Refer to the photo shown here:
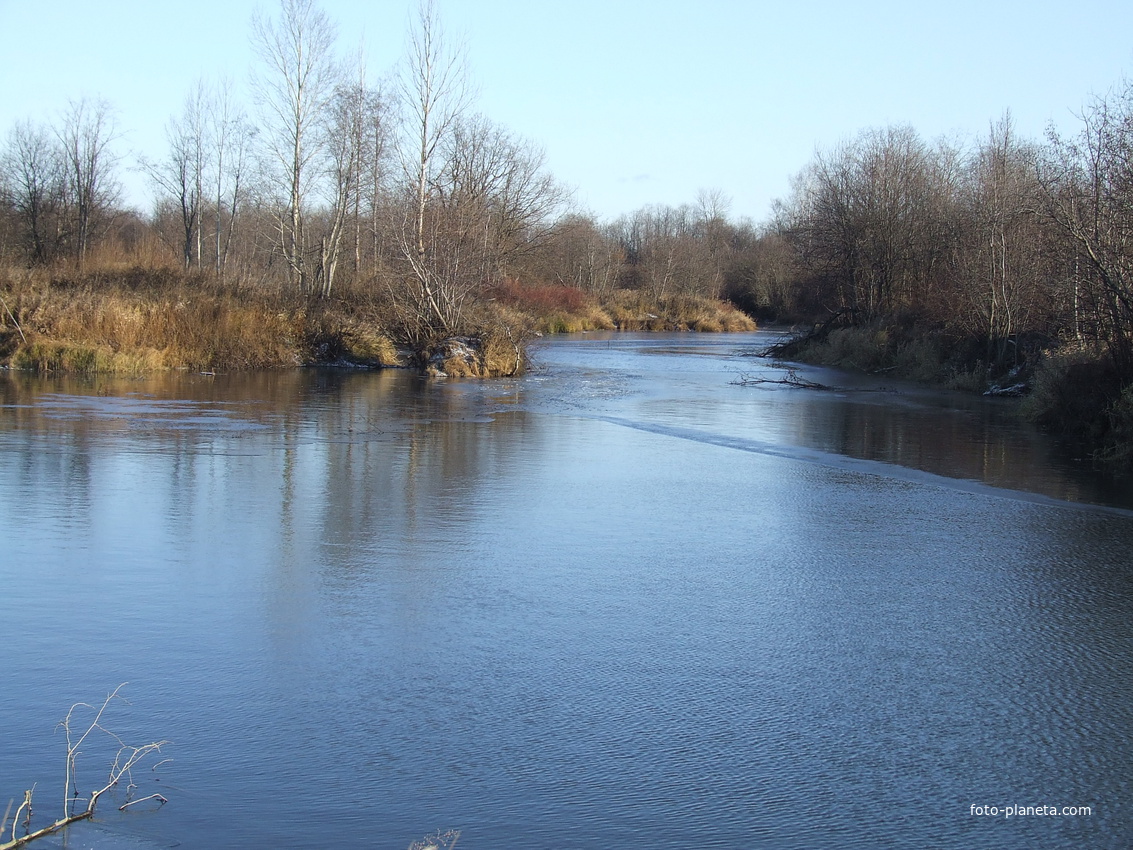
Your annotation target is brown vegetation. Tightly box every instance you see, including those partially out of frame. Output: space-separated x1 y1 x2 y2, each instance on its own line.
488 279 755 335
0 260 754 379
0 265 401 373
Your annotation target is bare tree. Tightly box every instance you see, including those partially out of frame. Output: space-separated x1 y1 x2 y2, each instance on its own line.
396 0 471 335
1041 81 1133 367
955 113 1048 366
612 204 702 299
787 125 953 318
360 82 393 276
313 61 386 297
432 113 567 290
0 121 61 263
55 98 121 269
694 187 733 297
250 0 340 292
208 77 254 278
142 82 209 269
523 213 621 292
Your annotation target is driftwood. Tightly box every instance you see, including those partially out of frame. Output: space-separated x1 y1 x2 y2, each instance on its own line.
732 368 833 390
733 363 905 394
0 685 168 850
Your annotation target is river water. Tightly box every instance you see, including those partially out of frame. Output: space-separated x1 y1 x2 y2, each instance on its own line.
1 331 1131 849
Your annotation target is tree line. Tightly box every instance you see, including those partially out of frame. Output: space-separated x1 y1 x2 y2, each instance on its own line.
753 91 1133 380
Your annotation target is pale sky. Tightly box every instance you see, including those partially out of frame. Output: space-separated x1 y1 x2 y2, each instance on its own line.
2 0 1132 222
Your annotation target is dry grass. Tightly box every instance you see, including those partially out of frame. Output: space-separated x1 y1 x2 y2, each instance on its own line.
487 281 755 335
423 334 522 378
1021 349 1133 470
793 323 963 384
601 291 757 332
488 280 615 333
536 307 615 334
10 341 166 374
421 300 529 377
0 266 399 373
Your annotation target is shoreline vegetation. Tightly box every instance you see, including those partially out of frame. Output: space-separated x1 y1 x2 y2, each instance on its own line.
1 0 1132 468
0 264 755 379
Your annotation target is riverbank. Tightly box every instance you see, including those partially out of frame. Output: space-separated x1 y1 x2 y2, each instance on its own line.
489 279 756 335
0 266 756 378
771 315 1133 471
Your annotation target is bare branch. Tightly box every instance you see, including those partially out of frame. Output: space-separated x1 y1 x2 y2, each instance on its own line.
0 686 168 850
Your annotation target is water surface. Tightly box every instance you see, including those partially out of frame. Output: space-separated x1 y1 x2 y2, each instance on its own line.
1 332 1130 849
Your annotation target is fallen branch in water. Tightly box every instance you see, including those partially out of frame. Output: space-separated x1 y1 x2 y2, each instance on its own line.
732 368 834 390
0 685 169 850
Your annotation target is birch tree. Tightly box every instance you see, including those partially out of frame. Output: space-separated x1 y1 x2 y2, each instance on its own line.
1041 82 1133 368
208 78 253 278
313 67 386 297
957 114 1047 365
250 0 339 292
397 0 471 335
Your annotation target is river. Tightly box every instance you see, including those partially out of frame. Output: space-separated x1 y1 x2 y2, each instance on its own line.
1 331 1131 849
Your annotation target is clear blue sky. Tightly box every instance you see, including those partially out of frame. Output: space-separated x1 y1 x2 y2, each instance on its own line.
2 0 1132 223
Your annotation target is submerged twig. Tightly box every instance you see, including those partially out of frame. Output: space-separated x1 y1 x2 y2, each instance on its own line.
119 794 167 811
408 828 461 850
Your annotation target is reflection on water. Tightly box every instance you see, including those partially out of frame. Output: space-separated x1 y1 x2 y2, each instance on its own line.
1 333 1131 849
525 332 1133 510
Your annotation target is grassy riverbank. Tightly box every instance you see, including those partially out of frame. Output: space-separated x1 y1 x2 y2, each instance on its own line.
0 266 401 373
0 266 755 378
489 279 756 334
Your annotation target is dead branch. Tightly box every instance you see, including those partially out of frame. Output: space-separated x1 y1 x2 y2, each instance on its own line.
0 685 169 850
119 794 167 811
732 368 833 390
